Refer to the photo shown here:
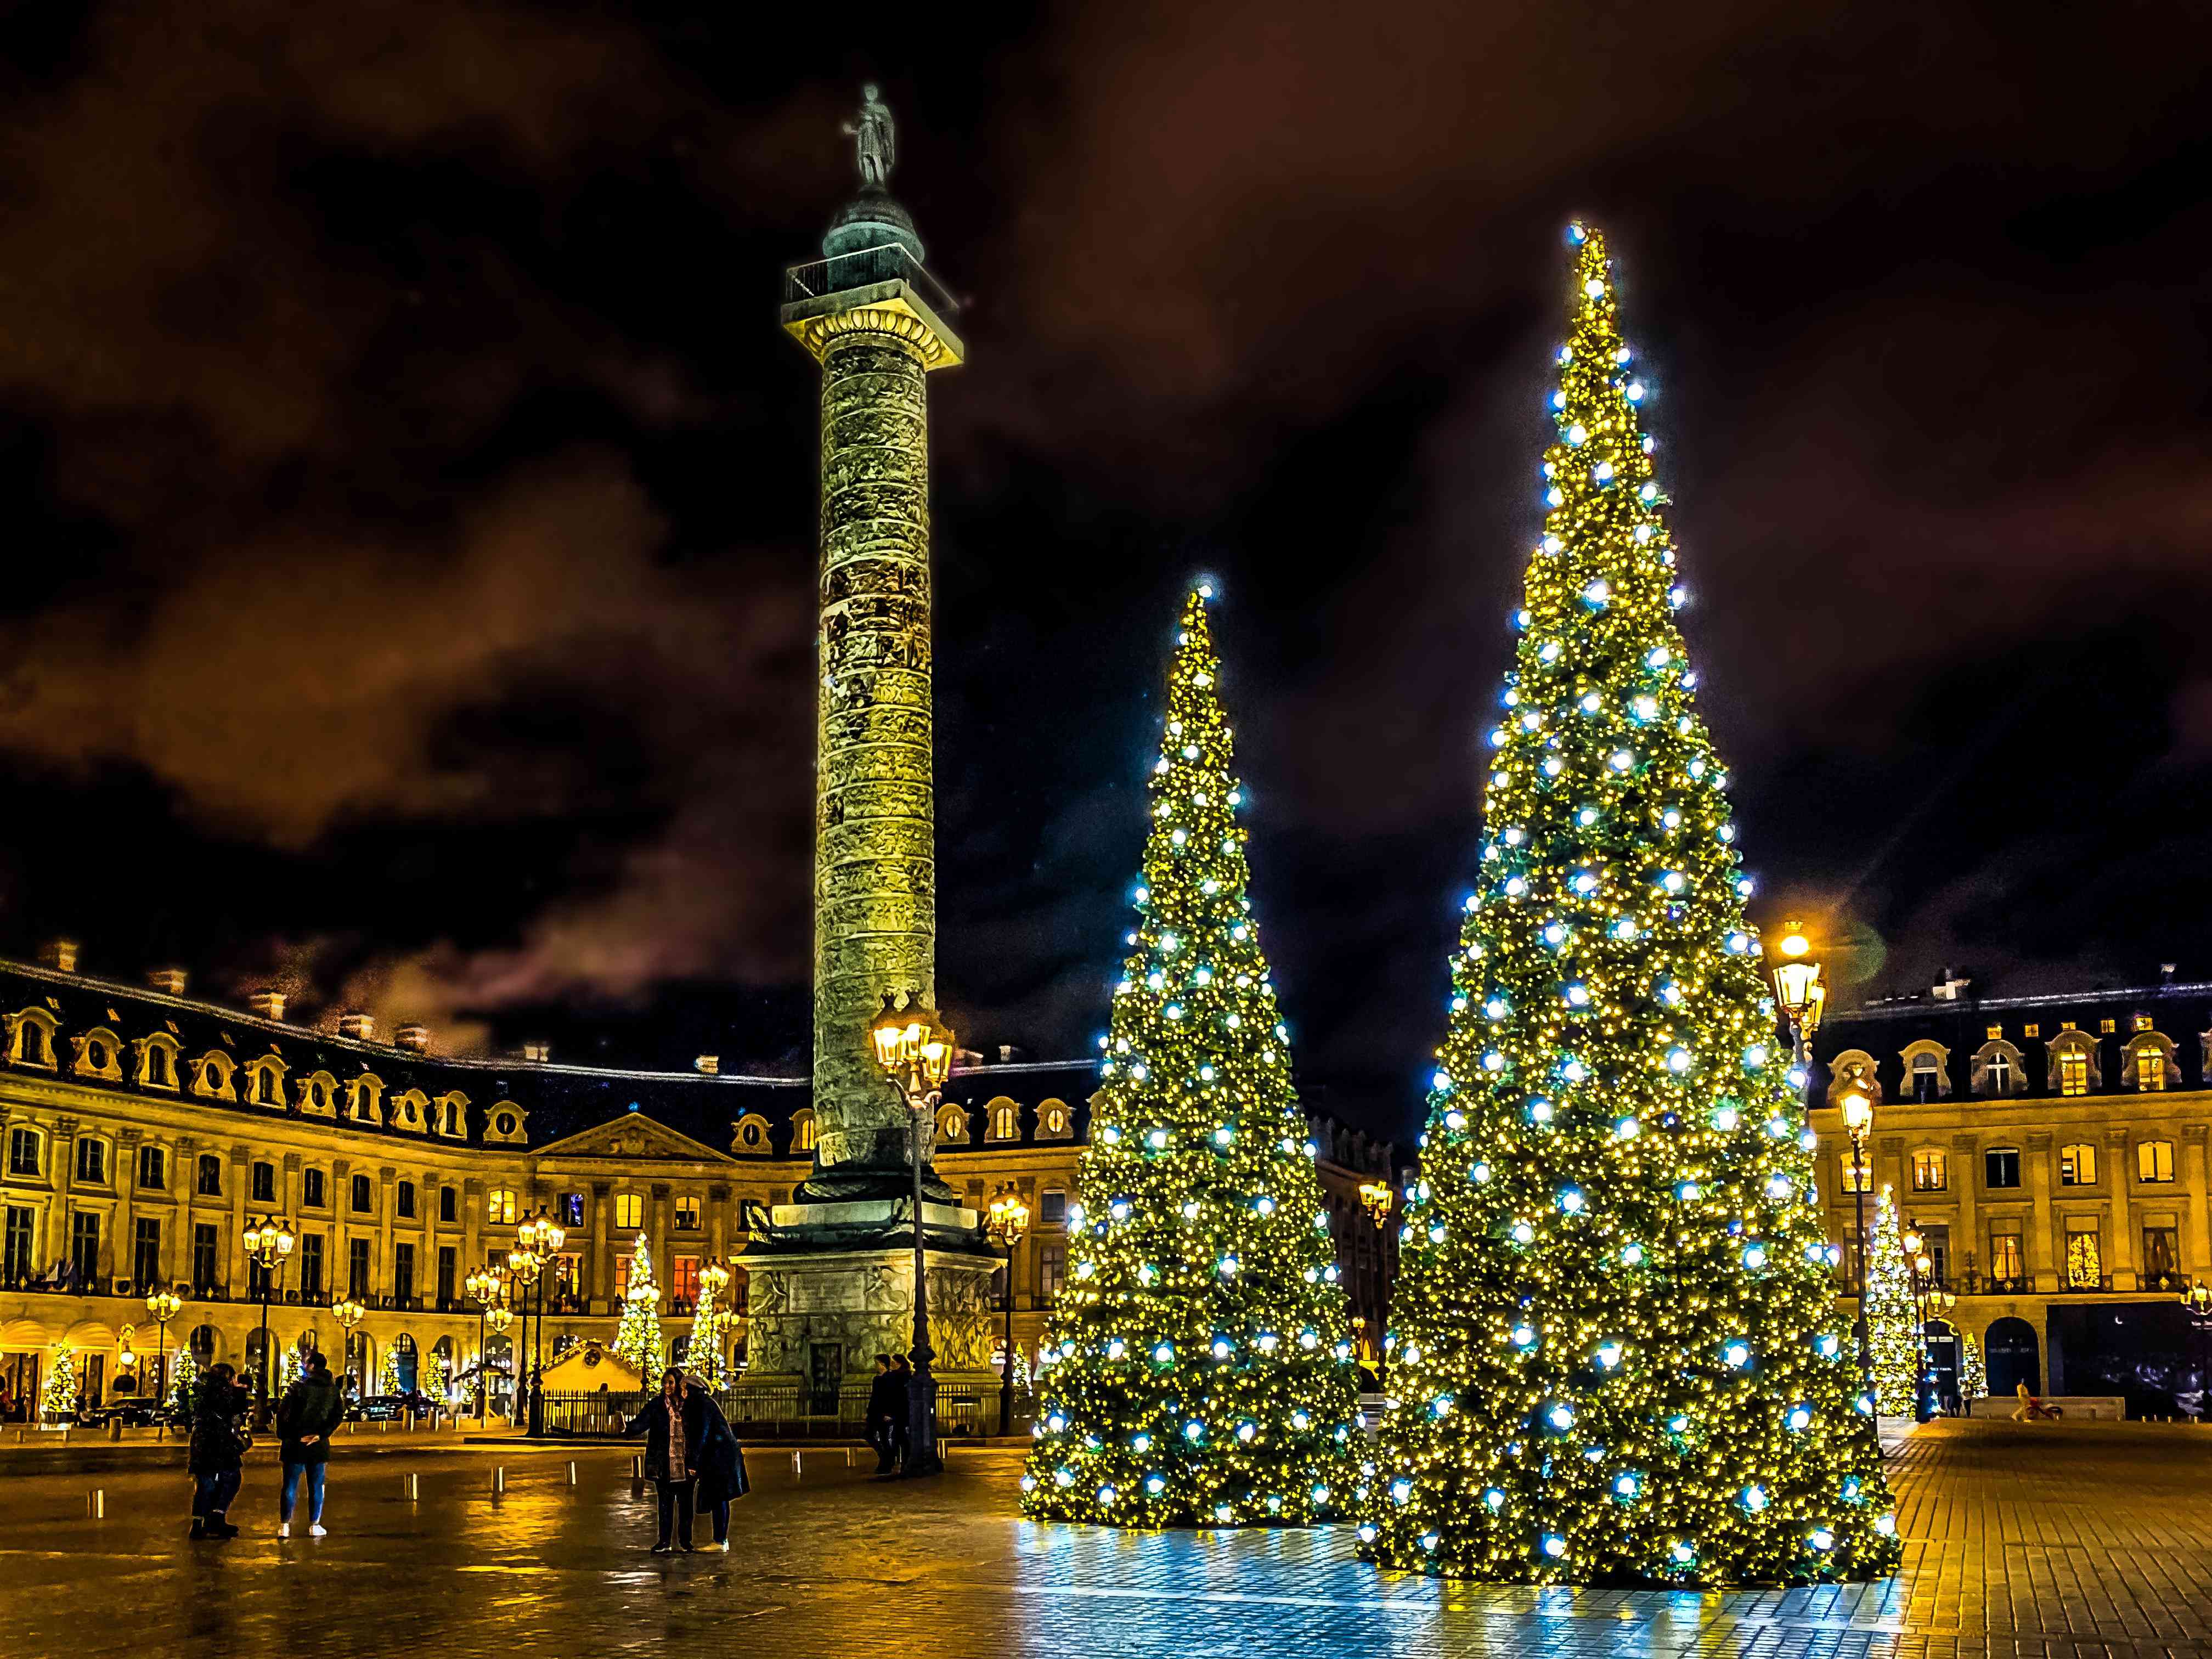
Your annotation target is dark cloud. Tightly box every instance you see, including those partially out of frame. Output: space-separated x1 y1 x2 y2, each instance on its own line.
0 3 2208 1141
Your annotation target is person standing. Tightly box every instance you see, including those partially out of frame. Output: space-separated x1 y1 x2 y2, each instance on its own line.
187 1362 249 1540
865 1354 899 1473
693 1387 750 1551
887 1354 913 1472
627 1367 707 1553
275 1350 347 1538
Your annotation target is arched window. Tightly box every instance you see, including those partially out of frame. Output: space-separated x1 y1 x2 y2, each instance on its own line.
242 1056 286 1108
2124 1033 2176 1093
134 1034 181 1091
791 1110 818 1154
2046 1030 2100 1096
487 1188 518 1226
1899 1041 1950 1102
2137 1139 2176 1183
296 1072 338 1117
346 1074 386 1125
432 1093 469 1138
6 1009 58 1067
1037 1098 1073 1139
985 1097 1020 1142
388 1090 428 1132
1971 1040 2023 1097
731 1114 770 1155
935 1104 969 1144
484 1103 526 1144
2059 1141 2098 1186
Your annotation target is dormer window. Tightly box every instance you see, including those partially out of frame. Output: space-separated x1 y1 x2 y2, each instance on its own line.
346 1073 385 1126
135 1034 181 1091
1910 1054 1940 1101
297 1073 338 1116
191 1051 238 1101
242 1056 287 1108
791 1110 818 1154
6 1009 58 1068
70 1028 124 1081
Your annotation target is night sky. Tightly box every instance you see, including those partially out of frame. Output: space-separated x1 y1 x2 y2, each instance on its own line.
0 4 2208 1142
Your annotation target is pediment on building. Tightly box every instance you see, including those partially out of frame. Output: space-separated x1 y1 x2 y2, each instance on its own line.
535 1113 732 1165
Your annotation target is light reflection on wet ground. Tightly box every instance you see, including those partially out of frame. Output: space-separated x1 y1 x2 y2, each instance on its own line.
2 1422 2208 1658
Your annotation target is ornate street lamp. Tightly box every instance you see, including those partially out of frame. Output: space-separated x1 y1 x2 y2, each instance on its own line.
1357 1180 1395 1229
984 1184 1031 1437
1769 922 1828 1060
507 1235 545 1434
1903 1225 1939 1422
241 1215 295 1429
484 1304 515 1418
1838 1088 1876 1398
145 1288 183 1438
330 1296 365 1401
465 1268 504 1422
512 1207 567 1435
697 1261 732 1389
869 995 956 1477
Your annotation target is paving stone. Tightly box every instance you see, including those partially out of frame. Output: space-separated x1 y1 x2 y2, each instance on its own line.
3 1420 2209 1658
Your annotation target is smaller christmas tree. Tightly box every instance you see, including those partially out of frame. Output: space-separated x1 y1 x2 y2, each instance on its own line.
423 1347 450 1403
614 1233 665 1375
43 1347 78 1420
378 1342 404 1396
168 1345 201 1419
1959 1330 1985 1409
1864 1186 1919 1417
689 1263 735 1390
280 1346 304 1395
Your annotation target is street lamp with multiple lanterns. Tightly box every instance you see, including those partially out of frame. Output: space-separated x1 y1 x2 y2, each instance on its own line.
241 1215 295 1429
1901 1224 1949 1420
2182 1280 2212 1421
465 1267 505 1421
870 997 956 1477
331 1296 365 1397
984 1184 1031 1437
144 1288 182 1436
507 1207 567 1436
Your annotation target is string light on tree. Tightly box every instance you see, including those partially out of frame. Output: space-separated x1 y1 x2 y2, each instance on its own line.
1361 225 1898 1587
614 1232 667 1376
1864 1186 1920 1418
1022 583 1361 1528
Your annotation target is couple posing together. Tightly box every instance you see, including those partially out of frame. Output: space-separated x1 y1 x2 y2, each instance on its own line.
628 1365 751 1551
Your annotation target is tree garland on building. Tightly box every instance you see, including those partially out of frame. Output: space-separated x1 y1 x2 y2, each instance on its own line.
1359 225 1897 1587
1021 584 1362 1529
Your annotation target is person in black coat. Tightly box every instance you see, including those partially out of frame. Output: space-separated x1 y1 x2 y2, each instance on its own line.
627 1367 708 1552
275 1351 348 1538
865 1354 900 1473
886 1355 913 1471
187 1363 250 1540
693 1387 750 1551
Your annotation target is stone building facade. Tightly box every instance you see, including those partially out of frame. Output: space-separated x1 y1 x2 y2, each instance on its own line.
0 957 1406 1414
1810 971 2212 1414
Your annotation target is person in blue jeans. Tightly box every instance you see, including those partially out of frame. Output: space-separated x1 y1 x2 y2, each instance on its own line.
275 1350 347 1538
187 1362 248 1540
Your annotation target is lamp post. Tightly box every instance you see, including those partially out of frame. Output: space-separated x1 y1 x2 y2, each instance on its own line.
241 1215 296 1430
331 1296 365 1411
465 1268 503 1423
507 1232 545 1435
2182 1280 2212 1421
869 997 956 1477
1903 1224 1938 1423
484 1305 515 1419
1839 1090 1876 1391
984 1185 1031 1436
1357 1179 1394 1230
145 1289 182 1439
517 1208 567 1434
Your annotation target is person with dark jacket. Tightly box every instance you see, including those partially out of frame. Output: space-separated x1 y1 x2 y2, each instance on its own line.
275 1351 347 1538
627 1367 709 1552
865 1355 900 1473
187 1363 250 1540
887 1355 913 1471
693 1387 750 1550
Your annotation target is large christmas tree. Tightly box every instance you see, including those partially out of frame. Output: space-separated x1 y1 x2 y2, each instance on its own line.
614 1233 665 1376
1361 227 1897 1586
1864 1186 1920 1417
1021 584 1361 1528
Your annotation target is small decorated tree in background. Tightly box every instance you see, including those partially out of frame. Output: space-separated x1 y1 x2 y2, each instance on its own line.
422 1347 450 1403
1361 225 1896 1587
614 1233 665 1376
42 1347 78 1420
1022 584 1362 1530
1958 1329 1985 1410
689 1263 735 1390
377 1342 404 1396
168 1345 202 1419
1865 1186 1920 1417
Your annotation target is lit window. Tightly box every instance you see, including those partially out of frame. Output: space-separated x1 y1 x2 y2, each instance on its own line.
614 1193 644 1231
2135 1014 2155 1032
2023 1023 2040 1039
488 1188 518 1225
993 1105 1019 1140
1985 1024 2002 1040
675 1195 701 1232
1988 1232 2024 1283
2064 1222 2103 1288
1983 1051 2014 1095
1838 1154 1870 1193
2058 1048 2089 1097
2099 1019 2117 1035
2137 1049 2169 1092
2138 1140 2176 1183
792 1112 817 1154
2059 1142 2097 1186
1911 1150 1946 1192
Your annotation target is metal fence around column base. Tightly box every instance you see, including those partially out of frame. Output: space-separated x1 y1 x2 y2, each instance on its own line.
537 1383 996 1441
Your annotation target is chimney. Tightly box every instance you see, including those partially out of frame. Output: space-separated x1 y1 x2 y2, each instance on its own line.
2162 962 2178 983
40 939 78 974
248 989 286 1023
1931 969 1971 1002
147 967 188 996
694 1054 720 1075
394 1022 430 1053
521 1041 551 1063
337 1011 376 1042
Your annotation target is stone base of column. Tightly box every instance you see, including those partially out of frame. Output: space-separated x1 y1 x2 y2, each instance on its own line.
739 1204 1001 1399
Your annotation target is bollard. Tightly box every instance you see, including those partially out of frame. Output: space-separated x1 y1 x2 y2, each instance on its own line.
380 1420 389 1435
89 1488 104 1519
493 1466 506 1495
567 1462 578 1486
845 1446 854 1468
403 1472 420 1501
791 1449 803 1479
633 1454 644 1479
109 1417 123 1442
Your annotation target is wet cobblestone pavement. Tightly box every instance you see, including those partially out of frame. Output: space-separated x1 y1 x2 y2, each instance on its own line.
3 1420 2210 1658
